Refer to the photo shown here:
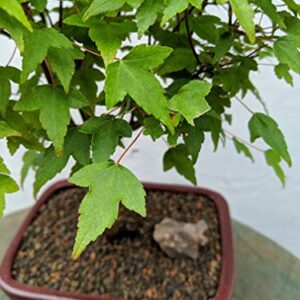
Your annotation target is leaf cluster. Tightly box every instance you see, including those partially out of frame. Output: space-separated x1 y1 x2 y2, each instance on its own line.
0 0 297 257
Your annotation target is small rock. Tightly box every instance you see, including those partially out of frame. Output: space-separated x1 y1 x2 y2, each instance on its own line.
153 218 208 260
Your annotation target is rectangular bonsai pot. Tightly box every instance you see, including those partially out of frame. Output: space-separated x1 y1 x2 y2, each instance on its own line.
0 180 235 300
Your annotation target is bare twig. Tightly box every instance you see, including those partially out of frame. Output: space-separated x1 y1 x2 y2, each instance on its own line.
224 129 265 153
43 59 56 87
72 41 102 57
235 96 255 114
59 0 63 29
116 126 145 164
5 46 17 67
184 10 201 66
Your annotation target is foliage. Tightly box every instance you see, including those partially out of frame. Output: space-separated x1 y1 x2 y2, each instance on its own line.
0 0 297 257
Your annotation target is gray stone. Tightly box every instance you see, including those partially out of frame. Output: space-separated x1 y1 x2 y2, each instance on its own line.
153 217 208 260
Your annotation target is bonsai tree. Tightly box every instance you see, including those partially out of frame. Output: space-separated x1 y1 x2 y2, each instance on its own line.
0 0 297 258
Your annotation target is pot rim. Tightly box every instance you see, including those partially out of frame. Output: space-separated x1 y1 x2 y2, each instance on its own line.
0 180 235 300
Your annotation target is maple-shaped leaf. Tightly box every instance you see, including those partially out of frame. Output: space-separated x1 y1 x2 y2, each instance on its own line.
83 0 126 21
161 0 189 26
33 128 90 195
163 144 197 185
0 0 32 32
69 162 146 259
182 122 205 163
81 116 132 163
229 0 255 43
21 28 73 85
0 120 21 138
89 20 135 66
15 86 88 155
265 149 285 186
105 44 173 130
233 138 254 162
47 47 84 92
248 113 291 166
0 9 25 51
169 80 212 125
136 0 164 37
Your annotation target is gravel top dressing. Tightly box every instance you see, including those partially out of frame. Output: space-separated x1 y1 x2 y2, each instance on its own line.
12 187 222 300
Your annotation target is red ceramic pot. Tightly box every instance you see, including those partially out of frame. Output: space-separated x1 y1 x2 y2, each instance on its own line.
0 180 235 300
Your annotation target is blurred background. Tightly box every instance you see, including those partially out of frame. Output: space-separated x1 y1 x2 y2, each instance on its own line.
1 2 300 260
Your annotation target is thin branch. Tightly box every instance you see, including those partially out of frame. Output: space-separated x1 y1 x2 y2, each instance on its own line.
247 44 268 58
224 129 265 153
235 96 255 114
59 0 63 29
43 59 56 87
0 29 11 39
45 10 54 27
228 3 233 26
173 7 194 32
184 10 201 66
72 41 102 57
258 63 276 66
5 46 17 67
116 126 145 164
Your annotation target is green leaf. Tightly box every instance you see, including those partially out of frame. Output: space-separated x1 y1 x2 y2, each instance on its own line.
214 33 233 63
124 44 173 68
169 80 211 125
80 116 132 163
196 113 222 150
15 86 72 155
89 21 135 66
21 28 73 82
161 0 189 26
0 0 32 32
0 120 21 138
0 66 21 84
233 138 254 162
30 0 47 12
83 0 126 21
265 149 285 186
274 64 293 86
0 76 10 117
64 14 89 28
21 150 40 187
274 35 300 75
249 113 291 166
229 0 255 43
144 117 164 140
0 156 9 174
47 47 84 92
252 0 283 26
72 69 104 106
0 9 25 51
105 45 173 130
189 0 203 9
183 123 205 163
0 174 18 194
136 0 163 36
159 48 197 75
0 174 19 218
163 144 197 184
4 105 43 152
34 129 90 195
126 0 144 8
190 15 219 44
69 162 146 259
283 0 300 14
